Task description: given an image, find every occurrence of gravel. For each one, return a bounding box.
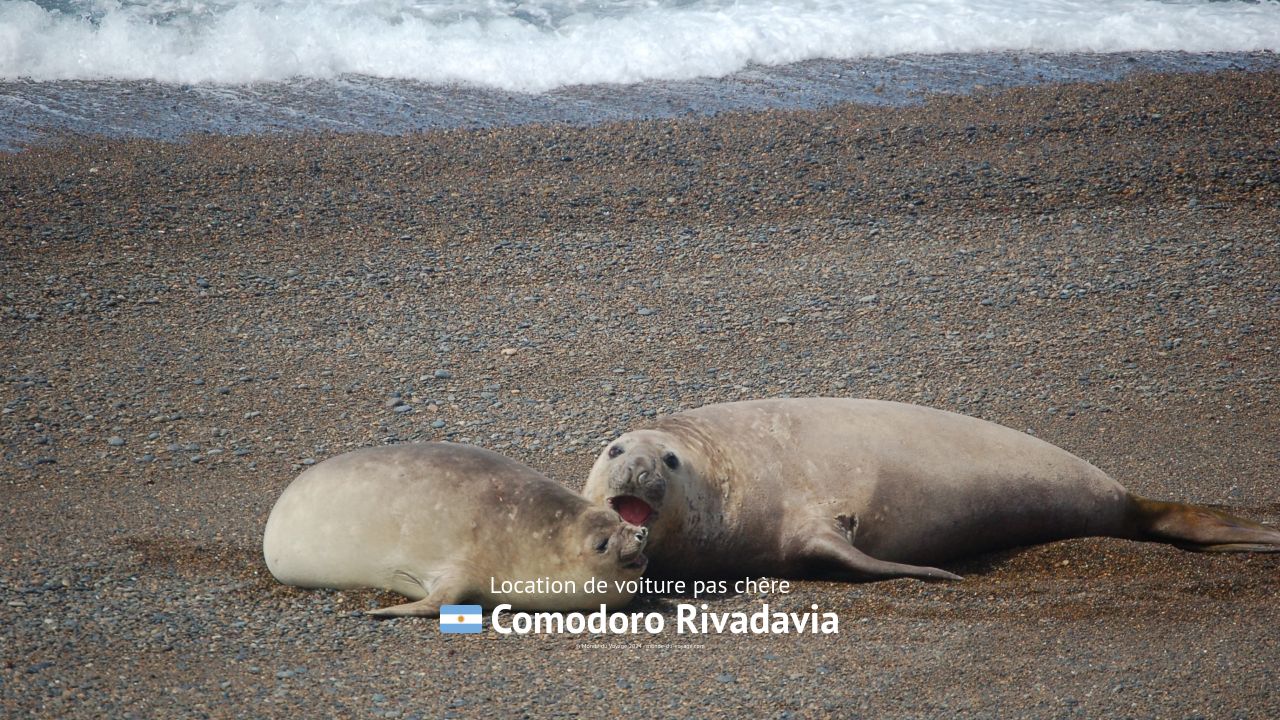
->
[2,69,1278,718]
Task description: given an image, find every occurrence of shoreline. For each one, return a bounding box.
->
[3,68,1278,717]
[2,50,1278,153]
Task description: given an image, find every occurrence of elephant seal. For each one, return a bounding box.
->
[264,442,648,617]
[584,398,1280,582]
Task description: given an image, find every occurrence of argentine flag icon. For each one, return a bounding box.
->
[440,605,483,633]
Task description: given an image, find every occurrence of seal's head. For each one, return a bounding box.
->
[577,506,650,576]
[584,429,692,547]
[537,506,648,607]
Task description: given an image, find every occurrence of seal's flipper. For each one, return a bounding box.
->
[366,597,444,619]
[793,522,961,582]
[1128,495,1280,552]
[365,571,460,618]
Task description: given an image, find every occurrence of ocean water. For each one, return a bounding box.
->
[1,0,1279,149]
[4,0,1279,88]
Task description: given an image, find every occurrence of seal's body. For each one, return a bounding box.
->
[584,398,1280,581]
[265,442,648,616]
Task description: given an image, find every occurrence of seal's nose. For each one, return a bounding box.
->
[621,455,656,485]
[635,527,649,543]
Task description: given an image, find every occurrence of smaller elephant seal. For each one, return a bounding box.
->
[263,442,648,617]
[584,398,1280,582]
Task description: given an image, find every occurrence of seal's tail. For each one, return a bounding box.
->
[1127,495,1280,552]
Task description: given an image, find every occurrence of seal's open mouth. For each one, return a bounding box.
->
[623,553,648,571]
[610,495,655,526]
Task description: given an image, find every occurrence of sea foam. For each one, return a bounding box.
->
[1,0,1278,90]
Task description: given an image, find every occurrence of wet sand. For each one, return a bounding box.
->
[4,51,1277,152]
[2,69,1278,717]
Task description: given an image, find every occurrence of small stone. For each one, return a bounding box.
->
[500,348,518,356]
[433,370,452,380]
[431,420,446,429]
[107,436,126,447]
[393,405,414,414]
[857,294,878,303]
[716,673,736,683]
[637,307,655,316]
[195,277,210,288]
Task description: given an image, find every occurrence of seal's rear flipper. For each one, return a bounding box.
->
[1128,495,1280,552]
[795,524,962,582]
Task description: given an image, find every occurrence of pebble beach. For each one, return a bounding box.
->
[2,67,1279,717]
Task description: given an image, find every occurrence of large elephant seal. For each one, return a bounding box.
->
[264,442,648,617]
[584,398,1280,582]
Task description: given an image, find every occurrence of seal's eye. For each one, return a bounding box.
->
[607,445,623,459]
[662,452,680,470]
[595,537,610,554]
